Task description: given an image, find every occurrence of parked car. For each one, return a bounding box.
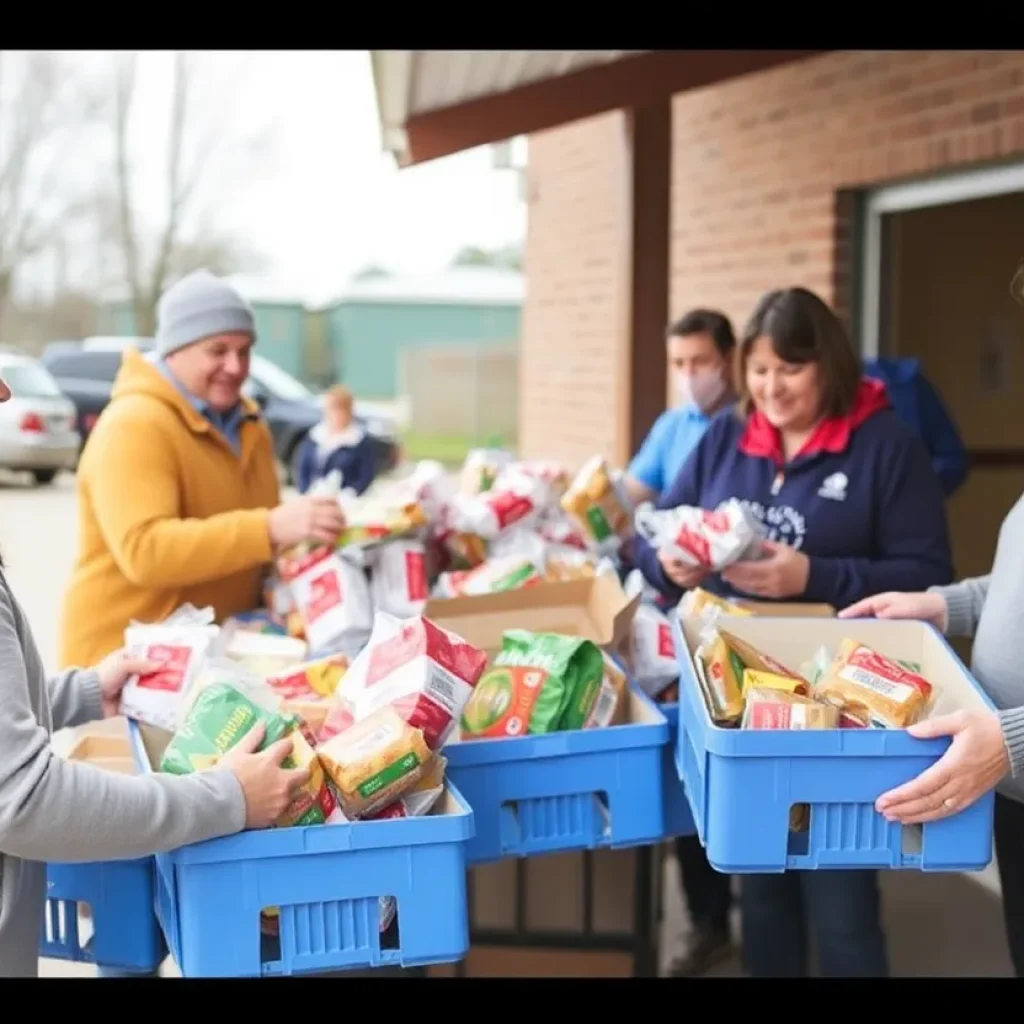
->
[0,351,81,485]
[41,338,402,485]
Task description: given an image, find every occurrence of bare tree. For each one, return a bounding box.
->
[103,51,267,335]
[0,51,103,329]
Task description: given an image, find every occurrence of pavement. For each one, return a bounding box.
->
[1,469,1015,978]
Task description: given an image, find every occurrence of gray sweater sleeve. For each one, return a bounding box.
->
[48,669,104,732]
[930,575,991,637]
[0,590,247,864]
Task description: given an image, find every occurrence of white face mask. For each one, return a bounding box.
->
[673,367,727,413]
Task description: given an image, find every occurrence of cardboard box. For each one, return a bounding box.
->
[64,732,137,776]
[424,573,640,660]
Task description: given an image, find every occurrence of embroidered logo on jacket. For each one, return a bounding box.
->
[817,472,848,502]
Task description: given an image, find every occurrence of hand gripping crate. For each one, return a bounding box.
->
[128,720,475,977]
[673,615,996,874]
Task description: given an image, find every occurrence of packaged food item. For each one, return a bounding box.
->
[584,652,629,729]
[716,627,804,682]
[455,464,551,539]
[160,667,342,827]
[536,508,590,552]
[369,537,430,618]
[318,695,357,744]
[460,630,604,739]
[336,500,428,552]
[432,553,545,599]
[678,588,753,620]
[266,651,349,701]
[545,546,599,583]
[459,448,514,496]
[628,603,679,699]
[560,455,633,554]
[338,612,489,749]
[281,697,333,737]
[741,687,840,730]
[814,638,936,729]
[634,498,765,571]
[741,669,808,698]
[220,628,308,676]
[119,604,218,731]
[281,546,374,655]
[367,755,447,820]
[693,629,745,724]
[317,704,437,819]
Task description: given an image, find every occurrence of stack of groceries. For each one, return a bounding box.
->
[112,446,947,924]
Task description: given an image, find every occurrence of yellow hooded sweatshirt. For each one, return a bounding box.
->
[58,348,281,668]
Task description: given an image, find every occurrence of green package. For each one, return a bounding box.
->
[159,680,296,776]
[460,629,605,740]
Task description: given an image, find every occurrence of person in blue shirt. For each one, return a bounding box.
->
[622,309,739,978]
[863,356,968,498]
[623,309,738,507]
[296,385,377,497]
[632,286,953,978]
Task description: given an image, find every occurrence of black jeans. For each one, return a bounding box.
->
[740,869,889,977]
[674,833,733,933]
[994,793,1024,976]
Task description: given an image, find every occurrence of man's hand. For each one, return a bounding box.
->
[268,495,347,549]
[657,549,708,590]
[93,648,162,718]
[218,724,313,829]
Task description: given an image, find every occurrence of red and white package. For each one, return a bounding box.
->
[432,553,545,599]
[454,464,551,540]
[338,612,489,750]
[281,547,373,655]
[634,498,765,571]
[628,603,679,699]
[119,604,219,730]
[369,538,430,618]
[536,508,590,552]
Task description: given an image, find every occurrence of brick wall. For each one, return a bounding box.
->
[524,51,1024,467]
[520,111,627,468]
[670,49,1024,337]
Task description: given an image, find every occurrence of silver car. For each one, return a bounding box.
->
[0,353,81,485]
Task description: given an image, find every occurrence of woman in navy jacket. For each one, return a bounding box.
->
[296,385,377,497]
[632,287,954,978]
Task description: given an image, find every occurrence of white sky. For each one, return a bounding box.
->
[16,50,527,307]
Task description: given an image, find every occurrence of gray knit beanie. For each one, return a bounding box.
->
[154,269,256,358]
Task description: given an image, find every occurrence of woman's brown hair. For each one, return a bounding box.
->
[735,287,861,420]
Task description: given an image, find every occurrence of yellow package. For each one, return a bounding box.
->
[694,632,744,724]
[741,669,808,698]
[815,638,935,729]
[679,588,753,619]
[317,705,436,819]
[560,455,632,550]
[716,628,804,682]
[584,652,629,729]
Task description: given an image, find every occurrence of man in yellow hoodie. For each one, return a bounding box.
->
[59,270,346,669]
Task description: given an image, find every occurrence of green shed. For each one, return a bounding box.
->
[323,267,522,399]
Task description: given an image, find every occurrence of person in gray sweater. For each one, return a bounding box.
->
[841,493,1024,975]
[0,565,311,977]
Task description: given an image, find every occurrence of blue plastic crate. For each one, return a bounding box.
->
[659,704,696,839]
[128,720,475,977]
[41,857,165,972]
[444,686,670,865]
[673,614,996,874]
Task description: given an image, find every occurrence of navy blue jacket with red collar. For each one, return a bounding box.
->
[631,377,955,611]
